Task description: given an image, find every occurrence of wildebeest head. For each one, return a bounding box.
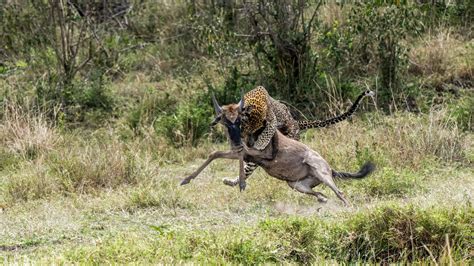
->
[210,91,246,149]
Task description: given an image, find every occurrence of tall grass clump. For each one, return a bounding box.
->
[47,138,139,194]
[348,167,424,199]
[0,102,61,160]
[2,159,59,202]
[313,107,469,173]
[126,180,194,212]
[390,109,468,163]
[320,204,473,263]
[260,204,473,263]
[409,30,473,89]
[61,204,473,264]
[2,135,157,204]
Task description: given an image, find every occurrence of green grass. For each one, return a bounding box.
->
[1,2,473,263]
[1,111,473,263]
[0,102,474,264]
[2,198,472,264]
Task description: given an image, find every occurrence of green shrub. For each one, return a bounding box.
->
[60,71,116,125]
[0,3,50,58]
[348,2,423,106]
[260,204,473,263]
[447,93,473,131]
[154,99,212,147]
[323,204,473,262]
[125,88,178,133]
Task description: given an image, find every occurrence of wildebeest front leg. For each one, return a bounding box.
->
[180,150,241,185]
[238,153,246,191]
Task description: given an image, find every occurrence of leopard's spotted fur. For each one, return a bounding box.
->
[240,86,278,150]
[241,86,374,149]
[241,86,302,150]
[297,90,374,130]
[224,87,374,187]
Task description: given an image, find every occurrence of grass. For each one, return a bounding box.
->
[409,29,473,90]
[1,106,473,263]
[2,198,472,264]
[0,2,473,263]
[0,102,61,160]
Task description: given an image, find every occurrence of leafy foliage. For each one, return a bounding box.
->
[348,2,424,105]
[0,1,470,146]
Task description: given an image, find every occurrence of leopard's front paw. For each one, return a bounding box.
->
[223,178,238,187]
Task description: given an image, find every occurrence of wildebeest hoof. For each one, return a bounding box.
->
[223,178,238,187]
[239,181,246,192]
[317,196,328,203]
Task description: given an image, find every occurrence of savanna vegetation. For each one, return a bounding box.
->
[1,0,473,264]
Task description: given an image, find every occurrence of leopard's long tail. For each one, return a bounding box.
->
[298,90,374,130]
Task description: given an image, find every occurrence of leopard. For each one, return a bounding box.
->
[221,86,375,187]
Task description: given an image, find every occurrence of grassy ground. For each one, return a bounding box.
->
[1,2,473,263]
[1,110,473,264]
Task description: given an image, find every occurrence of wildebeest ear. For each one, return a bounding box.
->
[210,114,221,127]
[212,93,222,115]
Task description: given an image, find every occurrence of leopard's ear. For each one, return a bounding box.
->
[210,114,222,127]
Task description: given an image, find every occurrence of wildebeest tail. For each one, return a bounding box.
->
[332,162,375,179]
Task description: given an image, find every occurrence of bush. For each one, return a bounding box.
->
[260,204,473,263]
[154,98,212,147]
[0,3,50,59]
[153,74,251,147]
[348,2,423,106]
[447,93,473,131]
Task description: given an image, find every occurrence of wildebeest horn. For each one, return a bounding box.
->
[212,93,222,114]
[238,89,245,111]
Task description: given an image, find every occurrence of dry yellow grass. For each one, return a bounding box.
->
[409,30,473,87]
[1,107,473,263]
[0,102,61,159]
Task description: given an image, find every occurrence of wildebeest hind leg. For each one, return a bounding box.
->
[287,180,328,203]
[315,171,350,206]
